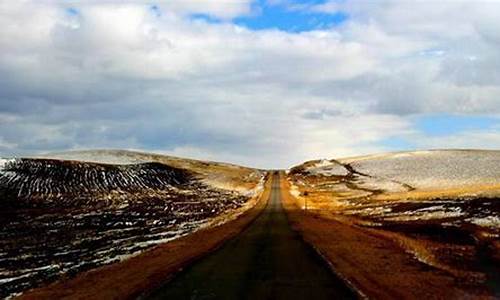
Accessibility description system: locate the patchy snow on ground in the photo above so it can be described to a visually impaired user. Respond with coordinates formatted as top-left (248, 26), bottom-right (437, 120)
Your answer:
top-left (347, 150), bottom-right (500, 190)
top-left (201, 172), bottom-right (265, 197)
top-left (0, 158), bottom-right (14, 170)
top-left (352, 177), bottom-right (410, 193)
top-left (383, 207), bottom-right (466, 222)
top-left (289, 150), bottom-right (500, 286)
top-left (0, 153), bottom-right (263, 299)
top-left (242, 175), bottom-right (266, 197)
top-left (344, 204), bottom-right (467, 220)
top-left (343, 206), bottom-right (392, 216)
top-left (0, 158), bottom-right (7, 169)
top-left (468, 216), bottom-right (500, 228)
top-left (37, 150), bottom-right (148, 165)
top-left (305, 159), bottom-right (349, 177)
top-left (289, 182), bottom-right (302, 198)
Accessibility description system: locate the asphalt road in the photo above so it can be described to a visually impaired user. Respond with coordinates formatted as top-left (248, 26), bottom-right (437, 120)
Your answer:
top-left (147, 172), bottom-right (356, 300)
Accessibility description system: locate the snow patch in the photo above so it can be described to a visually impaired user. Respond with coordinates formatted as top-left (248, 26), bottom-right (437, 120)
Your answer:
top-left (202, 172), bottom-right (265, 197)
top-left (468, 216), bottom-right (500, 228)
top-left (350, 150), bottom-right (500, 190)
top-left (344, 206), bottom-right (392, 216)
top-left (384, 208), bottom-right (465, 221)
top-left (0, 158), bottom-right (14, 170)
top-left (306, 160), bottom-right (349, 177)
top-left (36, 150), bottom-right (147, 165)
top-left (242, 175), bottom-right (265, 197)
top-left (289, 182), bottom-right (301, 198)
top-left (353, 177), bottom-right (409, 193)
top-left (0, 264), bottom-right (60, 284)
top-left (315, 159), bottom-right (334, 168)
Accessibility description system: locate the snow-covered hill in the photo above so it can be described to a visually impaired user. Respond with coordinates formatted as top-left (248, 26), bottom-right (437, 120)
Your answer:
top-left (292, 150), bottom-right (500, 196)
top-left (342, 150), bottom-right (500, 192)
top-left (0, 158), bottom-right (191, 208)
top-left (288, 150), bottom-right (500, 286)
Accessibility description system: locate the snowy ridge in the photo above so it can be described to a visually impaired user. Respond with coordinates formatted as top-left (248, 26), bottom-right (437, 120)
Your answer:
top-left (0, 158), bottom-right (191, 208)
top-left (37, 150), bottom-right (148, 165)
top-left (304, 159), bottom-right (349, 177)
top-left (347, 150), bottom-right (500, 190)
top-left (0, 158), bottom-right (14, 171)
top-left (294, 150), bottom-right (500, 195)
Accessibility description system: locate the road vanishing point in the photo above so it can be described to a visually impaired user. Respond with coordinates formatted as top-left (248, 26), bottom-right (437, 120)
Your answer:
top-left (147, 172), bottom-right (357, 300)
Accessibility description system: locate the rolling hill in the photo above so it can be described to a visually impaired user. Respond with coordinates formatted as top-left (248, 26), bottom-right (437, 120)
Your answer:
top-left (0, 150), bottom-right (265, 299)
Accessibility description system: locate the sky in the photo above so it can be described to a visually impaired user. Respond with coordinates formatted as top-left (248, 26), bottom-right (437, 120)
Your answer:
top-left (0, 0), bottom-right (499, 169)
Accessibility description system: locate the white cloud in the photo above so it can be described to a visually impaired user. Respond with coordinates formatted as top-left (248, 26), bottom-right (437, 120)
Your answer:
top-left (158, 0), bottom-right (253, 19)
top-left (35, 0), bottom-right (254, 19)
top-left (0, 1), bottom-right (499, 167)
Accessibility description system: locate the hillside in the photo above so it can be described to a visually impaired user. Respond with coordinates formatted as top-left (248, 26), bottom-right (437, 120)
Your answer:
top-left (288, 150), bottom-right (500, 296)
top-left (0, 150), bottom-right (265, 299)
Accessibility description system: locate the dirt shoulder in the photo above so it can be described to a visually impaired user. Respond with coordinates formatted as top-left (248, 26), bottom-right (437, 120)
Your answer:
top-left (280, 175), bottom-right (494, 299)
top-left (18, 175), bottom-right (272, 300)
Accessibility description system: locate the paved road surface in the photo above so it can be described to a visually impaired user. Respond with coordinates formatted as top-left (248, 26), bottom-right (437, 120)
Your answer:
top-left (147, 172), bottom-right (356, 300)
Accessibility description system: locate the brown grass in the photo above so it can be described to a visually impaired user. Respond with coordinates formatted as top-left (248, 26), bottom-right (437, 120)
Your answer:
top-left (280, 175), bottom-right (494, 299)
top-left (17, 175), bottom-right (272, 300)
top-left (374, 183), bottom-right (500, 201)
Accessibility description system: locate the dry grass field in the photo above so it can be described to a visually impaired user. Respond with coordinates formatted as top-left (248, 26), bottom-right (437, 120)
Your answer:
top-left (287, 150), bottom-right (500, 298)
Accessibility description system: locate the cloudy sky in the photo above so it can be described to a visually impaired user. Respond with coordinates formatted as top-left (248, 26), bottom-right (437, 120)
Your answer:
top-left (0, 0), bottom-right (499, 168)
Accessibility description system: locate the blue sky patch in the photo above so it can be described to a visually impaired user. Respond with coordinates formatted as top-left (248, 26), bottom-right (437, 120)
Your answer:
top-left (235, 0), bottom-right (347, 32)
top-left (189, 13), bottom-right (222, 24)
top-left (380, 137), bottom-right (416, 151)
top-left (415, 114), bottom-right (498, 136)
top-left (380, 114), bottom-right (499, 152)
top-left (65, 7), bottom-right (79, 16)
